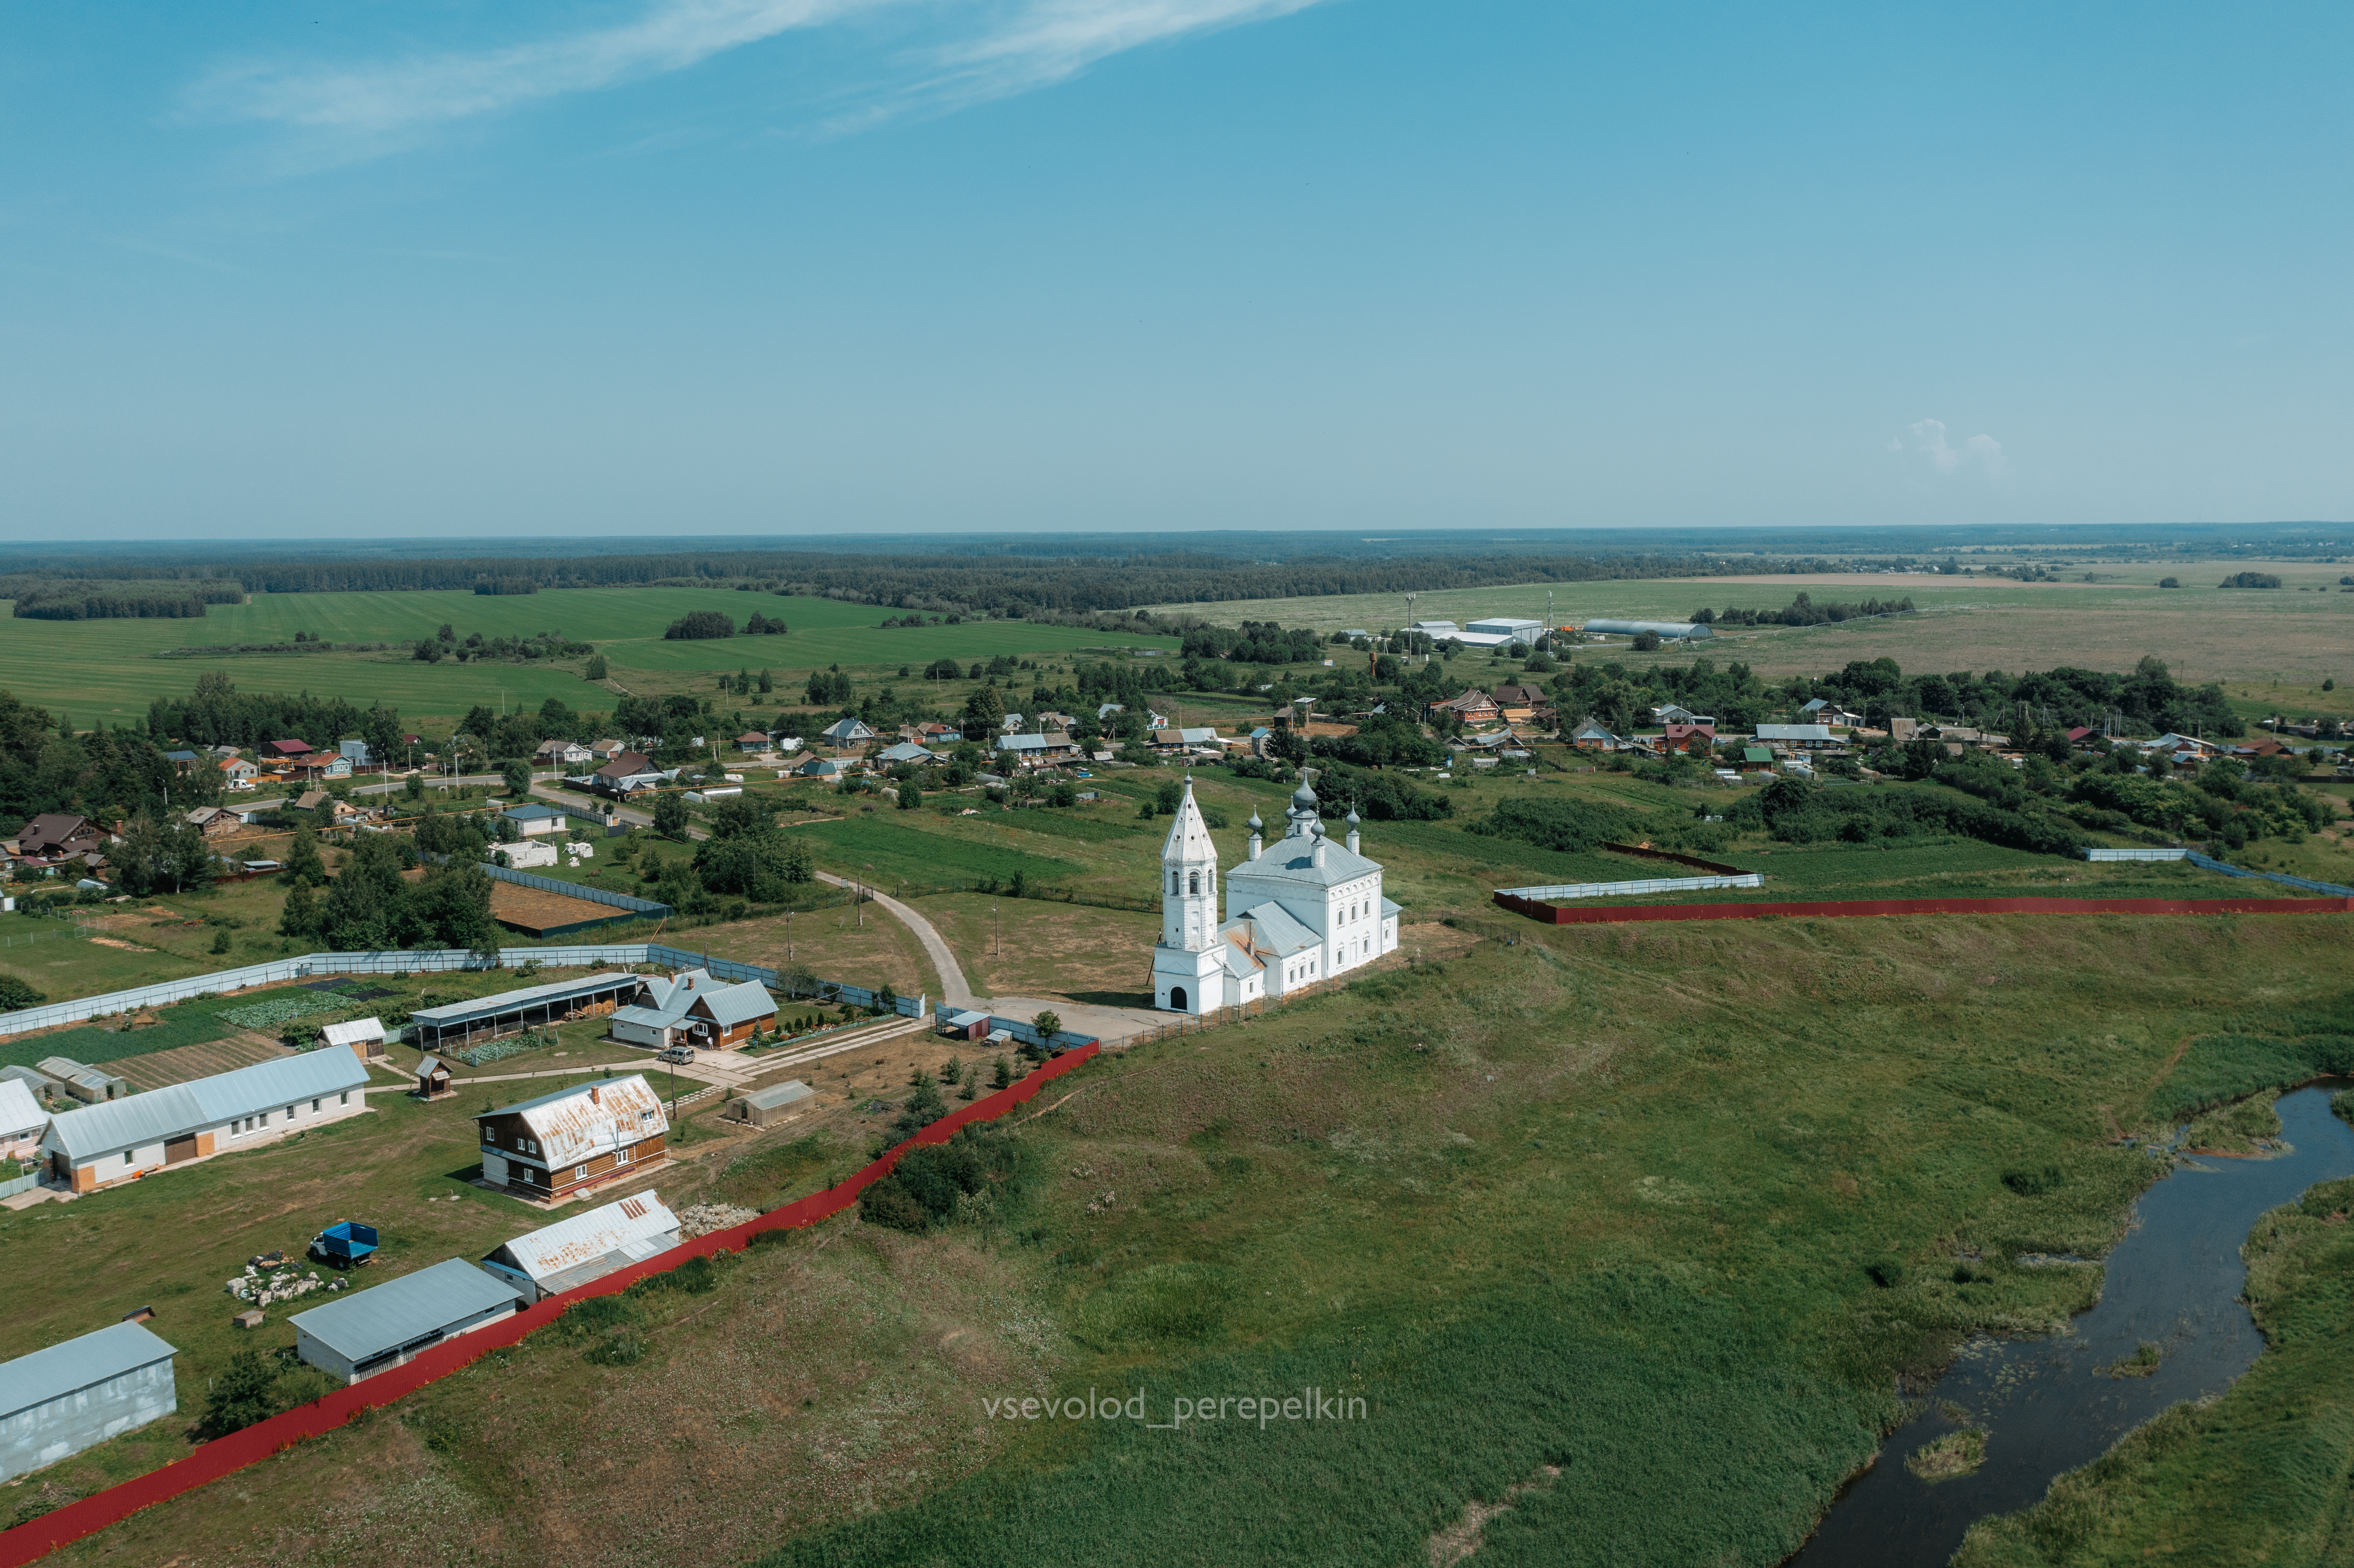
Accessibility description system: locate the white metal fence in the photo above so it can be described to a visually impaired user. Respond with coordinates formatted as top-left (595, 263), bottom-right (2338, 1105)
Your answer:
top-left (0, 941), bottom-right (928, 1040)
top-left (1496, 873), bottom-right (1763, 901)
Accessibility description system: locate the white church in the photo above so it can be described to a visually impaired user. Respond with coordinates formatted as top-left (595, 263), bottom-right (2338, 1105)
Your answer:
top-left (1151, 774), bottom-right (1400, 1014)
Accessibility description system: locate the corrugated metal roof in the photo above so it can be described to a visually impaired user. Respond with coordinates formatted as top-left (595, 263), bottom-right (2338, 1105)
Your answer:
top-left (742, 1080), bottom-right (812, 1111)
top-left (42, 1049), bottom-right (369, 1162)
top-left (483, 1193), bottom-right (681, 1286)
top-left (1229, 902), bottom-right (1320, 956)
top-left (484, 1074), bottom-right (668, 1168)
top-left (1755, 724), bottom-right (1835, 741)
top-left (410, 971), bottom-right (638, 1028)
top-left (0, 1321), bottom-right (176, 1421)
top-left (320, 1018), bottom-right (384, 1047)
top-left (0, 1079), bottom-right (44, 1136)
top-left (290, 1258), bottom-right (523, 1363)
top-left (691, 981), bottom-right (775, 1030)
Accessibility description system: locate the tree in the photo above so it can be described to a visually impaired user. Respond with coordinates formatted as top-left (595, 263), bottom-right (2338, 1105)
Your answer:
top-left (961, 684), bottom-right (1006, 741)
top-left (991, 1055), bottom-right (1012, 1089)
top-left (889, 1074), bottom-right (948, 1141)
top-left (710, 794), bottom-right (766, 839)
top-left (278, 878), bottom-right (321, 941)
top-left (210, 926), bottom-right (232, 955)
top-left (283, 824), bottom-right (326, 888)
top-left (652, 792), bottom-right (690, 840)
top-left (898, 782), bottom-right (923, 811)
top-left (756, 668), bottom-right (773, 694)
top-left (585, 653), bottom-right (609, 681)
top-left (360, 705), bottom-right (404, 772)
top-left (319, 833), bottom-right (407, 952)
top-left (1032, 1010), bottom-right (1062, 1040)
top-left (0, 976), bottom-right (45, 1011)
top-left (411, 860), bottom-right (500, 961)
top-left (194, 1348), bottom-right (281, 1439)
top-left (502, 760), bottom-right (532, 798)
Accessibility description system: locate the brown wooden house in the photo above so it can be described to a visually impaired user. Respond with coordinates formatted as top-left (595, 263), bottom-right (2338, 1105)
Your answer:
top-left (475, 1074), bottom-right (669, 1202)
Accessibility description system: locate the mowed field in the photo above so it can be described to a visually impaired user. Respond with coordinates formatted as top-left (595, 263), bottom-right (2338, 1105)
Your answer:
top-left (1145, 559), bottom-right (2354, 688)
top-left (0, 587), bottom-right (1176, 725)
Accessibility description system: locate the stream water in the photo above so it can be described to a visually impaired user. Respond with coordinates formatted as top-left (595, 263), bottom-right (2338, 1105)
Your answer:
top-left (1785, 1081), bottom-right (2354, 1567)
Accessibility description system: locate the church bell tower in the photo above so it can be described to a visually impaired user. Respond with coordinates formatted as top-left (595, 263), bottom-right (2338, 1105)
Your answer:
top-left (1160, 776), bottom-right (1218, 951)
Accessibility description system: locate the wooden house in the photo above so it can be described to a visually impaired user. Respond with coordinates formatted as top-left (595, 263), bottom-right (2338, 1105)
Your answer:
top-left (474, 1074), bottom-right (669, 1202)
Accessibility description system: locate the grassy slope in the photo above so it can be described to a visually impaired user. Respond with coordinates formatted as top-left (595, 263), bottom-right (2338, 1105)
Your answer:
top-left (34, 907), bottom-right (2353, 1568)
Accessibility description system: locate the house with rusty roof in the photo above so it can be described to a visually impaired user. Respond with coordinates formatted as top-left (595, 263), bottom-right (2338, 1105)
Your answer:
top-left (474, 1074), bottom-right (669, 1202)
top-left (477, 1192), bottom-right (682, 1301)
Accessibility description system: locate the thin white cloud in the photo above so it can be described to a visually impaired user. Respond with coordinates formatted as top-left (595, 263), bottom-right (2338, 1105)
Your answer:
top-left (184, 0), bottom-right (1335, 142)
top-left (1904, 418), bottom-right (2006, 477)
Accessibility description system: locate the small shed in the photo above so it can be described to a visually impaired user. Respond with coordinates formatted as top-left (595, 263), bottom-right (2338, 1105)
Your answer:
top-left (0, 1079), bottom-right (46, 1150)
top-left (36, 1057), bottom-right (125, 1104)
top-left (0, 1320), bottom-right (178, 1482)
top-left (415, 1057), bottom-right (453, 1099)
top-left (289, 1258), bottom-right (524, 1384)
top-left (727, 1080), bottom-right (813, 1128)
top-left (322, 1018), bottom-right (387, 1063)
top-left (937, 1009), bottom-right (990, 1042)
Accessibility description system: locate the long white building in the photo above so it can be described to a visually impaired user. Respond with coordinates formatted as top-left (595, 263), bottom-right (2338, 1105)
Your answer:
top-left (1151, 776), bottom-right (1399, 1015)
top-left (38, 1049), bottom-right (371, 1194)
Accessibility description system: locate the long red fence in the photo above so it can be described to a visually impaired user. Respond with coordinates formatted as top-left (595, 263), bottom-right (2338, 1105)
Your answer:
top-left (0, 1041), bottom-right (1101, 1568)
top-left (1494, 891), bottom-right (2354, 924)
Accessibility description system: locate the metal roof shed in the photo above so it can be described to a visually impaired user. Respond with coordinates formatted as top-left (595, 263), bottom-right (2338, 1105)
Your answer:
top-left (408, 971), bottom-right (643, 1053)
top-left (0, 1321), bottom-right (177, 1482)
top-left (290, 1258), bottom-right (525, 1384)
top-left (728, 1080), bottom-right (813, 1128)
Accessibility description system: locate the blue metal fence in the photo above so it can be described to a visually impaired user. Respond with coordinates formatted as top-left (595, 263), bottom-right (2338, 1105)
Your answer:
top-left (2184, 850), bottom-right (2354, 898)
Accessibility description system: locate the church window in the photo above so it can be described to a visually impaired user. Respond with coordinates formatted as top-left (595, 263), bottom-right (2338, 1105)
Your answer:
top-left (1171, 871), bottom-right (1180, 895)
top-left (1188, 871), bottom-right (1200, 896)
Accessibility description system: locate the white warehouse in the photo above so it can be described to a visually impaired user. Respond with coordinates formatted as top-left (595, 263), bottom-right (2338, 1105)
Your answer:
top-left (0, 1321), bottom-right (177, 1483)
top-left (38, 1050), bottom-right (371, 1194)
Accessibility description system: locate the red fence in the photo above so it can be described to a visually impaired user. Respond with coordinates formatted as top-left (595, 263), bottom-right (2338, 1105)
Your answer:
top-left (0, 1042), bottom-right (1102, 1568)
top-left (1493, 891), bottom-right (2354, 925)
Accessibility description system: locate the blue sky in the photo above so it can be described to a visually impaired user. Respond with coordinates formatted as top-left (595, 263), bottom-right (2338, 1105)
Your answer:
top-left (3, 2), bottom-right (2349, 540)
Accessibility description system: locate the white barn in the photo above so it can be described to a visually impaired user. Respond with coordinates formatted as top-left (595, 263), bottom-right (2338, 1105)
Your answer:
top-left (38, 1050), bottom-right (370, 1194)
top-left (1151, 776), bottom-right (1399, 1015)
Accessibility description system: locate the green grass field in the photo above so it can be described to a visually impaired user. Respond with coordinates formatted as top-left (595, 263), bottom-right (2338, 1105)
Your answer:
top-left (13, 863), bottom-right (2354, 1566)
top-left (1144, 560), bottom-right (2354, 688)
top-left (0, 586), bottom-right (1177, 725)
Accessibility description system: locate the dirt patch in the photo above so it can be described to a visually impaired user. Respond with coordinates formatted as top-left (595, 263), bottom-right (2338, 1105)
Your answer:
top-left (1426, 1464), bottom-right (1561, 1566)
top-left (112, 1034), bottom-right (289, 1092)
top-left (486, 881), bottom-right (628, 937)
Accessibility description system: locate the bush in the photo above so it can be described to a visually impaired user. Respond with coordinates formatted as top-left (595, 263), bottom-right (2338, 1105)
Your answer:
top-left (0, 976), bottom-right (45, 1011)
top-left (192, 1347), bottom-right (281, 1438)
top-left (2002, 1165), bottom-right (2065, 1197)
top-left (858, 1179), bottom-right (931, 1232)
top-left (2218, 572), bottom-right (2283, 589)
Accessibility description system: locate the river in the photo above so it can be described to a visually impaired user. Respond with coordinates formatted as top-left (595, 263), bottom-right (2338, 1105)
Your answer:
top-left (1785, 1080), bottom-right (2354, 1567)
